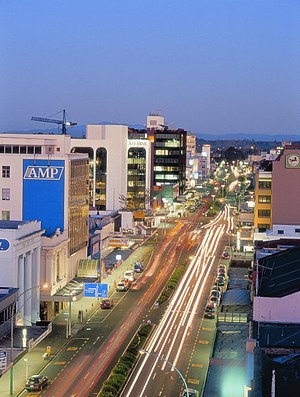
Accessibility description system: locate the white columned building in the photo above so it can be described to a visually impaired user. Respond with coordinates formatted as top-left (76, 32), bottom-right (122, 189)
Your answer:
top-left (0, 220), bottom-right (44, 325)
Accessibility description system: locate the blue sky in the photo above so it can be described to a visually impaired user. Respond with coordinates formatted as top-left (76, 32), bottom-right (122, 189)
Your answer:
top-left (1, 0), bottom-right (300, 135)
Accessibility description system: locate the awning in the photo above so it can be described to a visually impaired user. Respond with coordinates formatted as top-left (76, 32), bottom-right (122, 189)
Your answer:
top-left (77, 259), bottom-right (98, 278)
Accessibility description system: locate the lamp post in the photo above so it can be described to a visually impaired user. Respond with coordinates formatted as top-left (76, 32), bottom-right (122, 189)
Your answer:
top-left (139, 349), bottom-right (190, 396)
top-left (24, 358), bottom-right (28, 381)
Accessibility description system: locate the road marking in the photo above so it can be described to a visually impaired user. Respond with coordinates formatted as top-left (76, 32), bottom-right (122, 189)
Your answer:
top-left (198, 339), bottom-right (209, 344)
top-left (188, 378), bottom-right (200, 384)
top-left (84, 372), bottom-right (90, 380)
top-left (201, 327), bottom-right (214, 331)
top-left (67, 347), bottom-right (78, 351)
top-left (192, 363), bottom-right (204, 368)
top-left (54, 361), bottom-right (66, 365)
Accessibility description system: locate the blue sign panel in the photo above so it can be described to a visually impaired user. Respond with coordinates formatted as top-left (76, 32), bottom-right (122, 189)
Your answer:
top-left (23, 160), bottom-right (65, 237)
top-left (0, 239), bottom-right (10, 251)
top-left (84, 283), bottom-right (108, 298)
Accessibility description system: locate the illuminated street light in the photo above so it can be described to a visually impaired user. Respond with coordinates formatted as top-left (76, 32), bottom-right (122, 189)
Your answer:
top-left (139, 349), bottom-right (190, 396)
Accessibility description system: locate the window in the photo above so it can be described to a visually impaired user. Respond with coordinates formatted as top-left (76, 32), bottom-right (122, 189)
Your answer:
top-left (258, 209), bottom-right (271, 217)
top-left (258, 195), bottom-right (271, 203)
top-left (258, 181), bottom-right (271, 189)
top-left (2, 166), bottom-right (10, 178)
top-left (258, 224), bottom-right (270, 232)
top-left (2, 188), bottom-right (10, 200)
top-left (2, 211), bottom-right (10, 220)
top-left (277, 230), bottom-right (284, 235)
top-left (295, 229), bottom-right (300, 233)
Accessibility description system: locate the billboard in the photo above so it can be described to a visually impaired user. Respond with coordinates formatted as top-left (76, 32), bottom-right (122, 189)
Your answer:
top-left (84, 283), bottom-right (108, 298)
top-left (23, 159), bottom-right (65, 237)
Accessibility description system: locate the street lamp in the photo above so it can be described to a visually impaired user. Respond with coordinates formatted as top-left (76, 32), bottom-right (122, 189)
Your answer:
top-left (24, 358), bottom-right (28, 381)
top-left (139, 349), bottom-right (190, 396)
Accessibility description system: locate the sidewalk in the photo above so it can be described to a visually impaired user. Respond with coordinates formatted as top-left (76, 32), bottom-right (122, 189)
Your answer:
top-left (0, 238), bottom-right (158, 396)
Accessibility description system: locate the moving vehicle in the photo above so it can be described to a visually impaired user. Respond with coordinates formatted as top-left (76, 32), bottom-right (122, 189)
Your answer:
top-left (25, 375), bottom-right (48, 392)
top-left (124, 270), bottom-right (135, 282)
top-left (116, 280), bottom-right (130, 292)
top-left (100, 298), bottom-right (114, 309)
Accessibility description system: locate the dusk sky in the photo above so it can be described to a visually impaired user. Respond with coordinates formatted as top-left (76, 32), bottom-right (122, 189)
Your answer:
top-left (1, 0), bottom-right (300, 135)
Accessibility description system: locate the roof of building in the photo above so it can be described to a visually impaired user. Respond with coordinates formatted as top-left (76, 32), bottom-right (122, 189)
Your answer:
top-left (0, 220), bottom-right (28, 229)
top-left (258, 245), bottom-right (300, 297)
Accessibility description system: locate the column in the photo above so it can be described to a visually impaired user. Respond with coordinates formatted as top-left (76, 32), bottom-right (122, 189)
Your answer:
top-left (17, 255), bottom-right (25, 324)
top-left (31, 249), bottom-right (40, 323)
top-left (24, 251), bottom-right (33, 325)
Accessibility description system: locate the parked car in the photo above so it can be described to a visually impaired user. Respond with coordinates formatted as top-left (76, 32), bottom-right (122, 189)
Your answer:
top-left (209, 295), bottom-right (220, 306)
top-left (100, 298), bottom-right (114, 309)
top-left (133, 261), bottom-right (144, 273)
top-left (222, 251), bottom-right (230, 259)
top-left (116, 280), bottom-right (130, 292)
top-left (210, 290), bottom-right (221, 299)
top-left (218, 264), bottom-right (226, 272)
top-left (181, 388), bottom-right (199, 397)
top-left (211, 285), bottom-right (221, 293)
top-left (218, 268), bottom-right (226, 276)
top-left (25, 375), bottom-right (48, 392)
top-left (215, 275), bottom-right (226, 286)
top-left (124, 270), bottom-right (136, 282)
top-left (204, 304), bottom-right (215, 319)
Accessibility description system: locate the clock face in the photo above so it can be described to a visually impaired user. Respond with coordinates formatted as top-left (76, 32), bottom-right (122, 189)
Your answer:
top-left (286, 154), bottom-right (300, 168)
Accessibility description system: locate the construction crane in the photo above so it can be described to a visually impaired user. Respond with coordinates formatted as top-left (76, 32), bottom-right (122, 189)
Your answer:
top-left (31, 109), bottom-right (77, 135)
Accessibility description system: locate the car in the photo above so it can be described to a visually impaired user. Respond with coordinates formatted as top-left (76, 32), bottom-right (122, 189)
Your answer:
top-left (124, 270), bottom-right (136, 282)
top-left (181, 388), bottom-right (199, 397)
top-left (25, 375), bottom-right (48, 392)
top-left (100, 298), bottom-right (114, 309)
top-left (204, 304), bottom-right (215, 319)
top-left (222, 251), bottom-right (230, 259)
top-left (215, 276), bottom-right (226, 286)
top-left (133, 261), bottom-right (144, 273)
top-left (209, 295), bottom-right (220, 306)
top-left (218, 264), bottom-right (226, 271)
top-left (211, 285), bottom-right (221, 293)
top-left (116, 280), bottom-right (130, 292)
top-left (210, 290), bottom-right (221, 299)
top-left (218, 268), bottom-right (226, 276)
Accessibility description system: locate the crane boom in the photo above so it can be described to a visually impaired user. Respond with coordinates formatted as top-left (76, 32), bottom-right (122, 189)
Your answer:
top-left (31, 109), bottom-right (77, 134)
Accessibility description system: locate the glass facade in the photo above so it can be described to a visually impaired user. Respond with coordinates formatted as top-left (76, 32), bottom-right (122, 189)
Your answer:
top-left (71, 147), bottom-right (94, 207)
top-left (127, 147), bottom-right (146, 209)
top-left (68, 159), bottom-right (89, 255)
top-left (95, 148), bottom-right (107, 210)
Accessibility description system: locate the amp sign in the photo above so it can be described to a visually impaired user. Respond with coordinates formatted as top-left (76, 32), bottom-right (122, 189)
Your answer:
top-left (24, 166), bottom-right (64, 180)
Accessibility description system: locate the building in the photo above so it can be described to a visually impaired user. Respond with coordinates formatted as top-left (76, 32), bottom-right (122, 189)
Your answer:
top-left (253, 164), bottom-right (272, 232)
top-left (71, 125), bottom-right (152, 211)
top-left (0, 220), bottom-right (43, 326)
top-left (148, 127), bottom-right (187, 196)
top-left (147, 112), bottom-right (165, 131)
top-left (0, 133), bottom-right (89, 320)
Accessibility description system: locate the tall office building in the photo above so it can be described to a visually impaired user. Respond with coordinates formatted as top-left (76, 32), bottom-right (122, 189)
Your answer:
top-left (148, 127), bottom-right (187, 196)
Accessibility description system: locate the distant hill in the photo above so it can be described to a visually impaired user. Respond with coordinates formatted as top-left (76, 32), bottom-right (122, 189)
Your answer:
top-left (197, 132), bottom-right (300, 142)
top-left (1, 124), bottom-right (299, 142)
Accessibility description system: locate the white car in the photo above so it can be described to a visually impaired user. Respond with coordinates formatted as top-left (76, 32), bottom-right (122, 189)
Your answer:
top-left (123, 270), bottom-right (135, 282)
top-left (181, 388), bottom-right (199, 397)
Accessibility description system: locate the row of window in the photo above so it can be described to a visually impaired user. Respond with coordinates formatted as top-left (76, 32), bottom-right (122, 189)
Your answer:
top-left (258, 195), bottom-right (271, 203)
top-left (258, 209), bottom-right (271, 217)
top-left (258, 180), bottom-right (271, 189)
top-left (154, 166), bottom-right (179, 172)
top-left (0, 145), bottom-right (42, 154)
